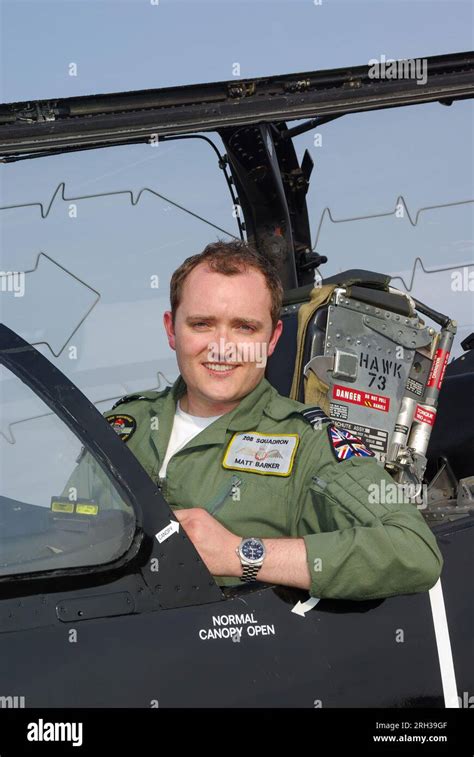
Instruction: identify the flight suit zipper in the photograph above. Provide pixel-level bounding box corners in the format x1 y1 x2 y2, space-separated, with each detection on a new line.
205 475 242 515
156 474 240 512
157 476 168 499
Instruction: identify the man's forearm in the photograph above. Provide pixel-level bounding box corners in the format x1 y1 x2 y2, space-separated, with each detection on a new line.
229 536 312 590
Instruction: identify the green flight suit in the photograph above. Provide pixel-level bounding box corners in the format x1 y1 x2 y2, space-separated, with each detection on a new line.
67 375 443 600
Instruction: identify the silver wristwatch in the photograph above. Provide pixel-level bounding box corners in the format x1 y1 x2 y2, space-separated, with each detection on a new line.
236 537 266 582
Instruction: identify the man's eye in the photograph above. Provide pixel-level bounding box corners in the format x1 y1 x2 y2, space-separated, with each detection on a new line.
238 324 255 332
192 322 209 328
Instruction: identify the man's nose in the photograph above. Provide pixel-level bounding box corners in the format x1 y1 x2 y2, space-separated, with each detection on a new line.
215 325 232 344
214 326 235 360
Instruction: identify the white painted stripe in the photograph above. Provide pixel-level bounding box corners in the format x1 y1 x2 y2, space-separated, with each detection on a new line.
429 578 459 708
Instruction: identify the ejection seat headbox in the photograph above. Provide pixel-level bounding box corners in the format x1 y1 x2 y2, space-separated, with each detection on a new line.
290 269 456 495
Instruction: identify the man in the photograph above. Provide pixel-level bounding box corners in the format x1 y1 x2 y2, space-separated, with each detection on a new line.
72 240 443 599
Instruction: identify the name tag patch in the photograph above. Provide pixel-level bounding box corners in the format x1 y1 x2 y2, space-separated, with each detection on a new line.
222 432 299 476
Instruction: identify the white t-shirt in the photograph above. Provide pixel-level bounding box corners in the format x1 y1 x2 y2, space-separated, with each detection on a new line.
158 401 224 478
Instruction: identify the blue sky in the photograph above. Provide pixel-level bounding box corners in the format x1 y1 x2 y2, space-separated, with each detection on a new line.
1 0 473 101
0 0 473 397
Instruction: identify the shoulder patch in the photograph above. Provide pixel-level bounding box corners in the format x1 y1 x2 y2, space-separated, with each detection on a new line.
106 414 137 443
300 406 331 430
327 423 374 462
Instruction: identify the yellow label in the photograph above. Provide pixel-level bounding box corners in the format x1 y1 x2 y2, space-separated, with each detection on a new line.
75 503 99 516
51 501 74 513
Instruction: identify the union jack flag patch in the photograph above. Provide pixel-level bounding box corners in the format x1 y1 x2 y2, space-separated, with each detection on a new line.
327 424 375 462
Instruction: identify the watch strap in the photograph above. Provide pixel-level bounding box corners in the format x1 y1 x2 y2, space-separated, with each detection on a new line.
241 563 261 582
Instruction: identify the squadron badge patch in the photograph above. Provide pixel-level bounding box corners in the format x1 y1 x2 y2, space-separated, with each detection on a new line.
106 414 137 443
222 431 299 476
327 424 374 462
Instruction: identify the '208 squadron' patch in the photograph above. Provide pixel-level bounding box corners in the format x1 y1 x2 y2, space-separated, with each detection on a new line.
222 431 299 476
106 414 137 443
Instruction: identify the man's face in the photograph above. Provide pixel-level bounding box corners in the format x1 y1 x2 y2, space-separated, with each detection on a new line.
163 263 283 415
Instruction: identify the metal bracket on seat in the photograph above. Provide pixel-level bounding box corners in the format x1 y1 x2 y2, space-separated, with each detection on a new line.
304 350 359 385
304 355 334 384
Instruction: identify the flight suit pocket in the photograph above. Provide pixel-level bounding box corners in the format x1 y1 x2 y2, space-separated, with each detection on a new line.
224 473 289 536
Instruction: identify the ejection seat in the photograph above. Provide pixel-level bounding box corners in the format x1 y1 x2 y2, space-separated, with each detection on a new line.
265 269 474 502
266 269 405 404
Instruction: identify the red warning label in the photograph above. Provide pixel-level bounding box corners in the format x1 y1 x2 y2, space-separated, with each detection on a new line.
427 349 450 390
332 384 390 412
414 405 436 426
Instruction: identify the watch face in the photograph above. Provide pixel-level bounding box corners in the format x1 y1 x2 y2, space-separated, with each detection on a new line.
241 538 264 562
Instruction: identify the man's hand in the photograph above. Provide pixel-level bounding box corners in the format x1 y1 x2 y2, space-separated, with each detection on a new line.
173 507 312 591
174 508 241 576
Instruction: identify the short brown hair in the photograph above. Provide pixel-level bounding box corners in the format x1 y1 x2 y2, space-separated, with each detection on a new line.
170 240 284 328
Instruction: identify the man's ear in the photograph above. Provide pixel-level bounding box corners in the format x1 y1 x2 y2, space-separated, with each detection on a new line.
267 319 283 358
163 311 176 351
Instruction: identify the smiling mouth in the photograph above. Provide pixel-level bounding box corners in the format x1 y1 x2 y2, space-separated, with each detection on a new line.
202 362 240 373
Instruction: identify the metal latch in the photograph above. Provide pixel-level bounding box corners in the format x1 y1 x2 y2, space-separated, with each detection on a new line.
304 350 358 384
